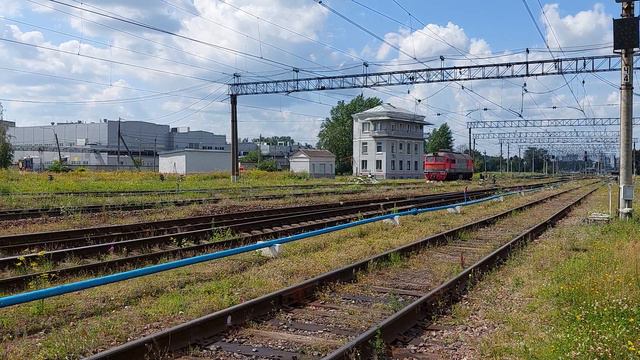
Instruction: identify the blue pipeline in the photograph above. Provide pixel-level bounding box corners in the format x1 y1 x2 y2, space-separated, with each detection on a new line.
0 189 530 308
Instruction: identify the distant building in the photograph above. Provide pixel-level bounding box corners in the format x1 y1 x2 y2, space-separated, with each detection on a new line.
158 149 231 174
7 120 228 171
0 120 15 129
352 103 432 179
289 149 336 178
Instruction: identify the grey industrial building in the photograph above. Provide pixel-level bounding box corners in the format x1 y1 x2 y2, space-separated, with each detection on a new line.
8 119 228 171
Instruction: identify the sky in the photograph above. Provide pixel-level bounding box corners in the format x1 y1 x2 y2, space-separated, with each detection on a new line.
0 0 632 155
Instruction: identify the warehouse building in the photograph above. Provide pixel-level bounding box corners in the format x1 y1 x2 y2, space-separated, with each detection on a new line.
8 120 228 171
352 103 431 179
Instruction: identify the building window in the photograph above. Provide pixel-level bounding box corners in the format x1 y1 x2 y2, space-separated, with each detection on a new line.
376 142 382 153
399 160 403 170
361 160 368 170
399 143 403 152
391 142 395 153
407 160 411 170
415 161 419 171
376 159 382 170
373 122 381 131
312 163 316 173
362 122 370 132
391 123 396 131
391 160 395 170
362 142 368 154
407 143 411 154
414 143 418 154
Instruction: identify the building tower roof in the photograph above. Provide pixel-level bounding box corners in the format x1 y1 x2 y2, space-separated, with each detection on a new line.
352 103 432 125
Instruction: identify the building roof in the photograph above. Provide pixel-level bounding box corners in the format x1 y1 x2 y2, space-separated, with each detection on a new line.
352 103 431 125
159 148 230 156
291 149 335 159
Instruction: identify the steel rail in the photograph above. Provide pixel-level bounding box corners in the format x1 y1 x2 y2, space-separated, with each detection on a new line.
0 187 501 250
324 187 598 359
86 182 594 360
0 179 567 248
0 190 484 255
0 181 424 198
0 190 505 291
0 188 371 221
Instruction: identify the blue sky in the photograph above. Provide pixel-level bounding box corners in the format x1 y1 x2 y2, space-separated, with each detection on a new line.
0 1 631 154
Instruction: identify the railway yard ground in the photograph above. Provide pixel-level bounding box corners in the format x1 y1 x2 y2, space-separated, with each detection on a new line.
0 171 636 359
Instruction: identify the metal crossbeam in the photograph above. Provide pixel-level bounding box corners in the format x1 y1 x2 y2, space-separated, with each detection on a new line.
501 137 630 144
520 143 619 149
229 55 639 95
474 130 621 140
467 117 640 129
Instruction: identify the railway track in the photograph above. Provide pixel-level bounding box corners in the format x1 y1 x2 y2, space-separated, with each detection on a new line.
0 188 375 222
0 178 572 222
86 182 598 360
0 185 543 292
0 181 423 198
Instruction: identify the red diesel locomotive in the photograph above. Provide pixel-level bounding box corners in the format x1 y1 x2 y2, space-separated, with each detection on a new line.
424 150 474 181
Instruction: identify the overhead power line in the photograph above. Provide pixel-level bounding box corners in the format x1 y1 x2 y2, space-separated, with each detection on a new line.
51 0 325 74
521 0 585 116
0 37 223 83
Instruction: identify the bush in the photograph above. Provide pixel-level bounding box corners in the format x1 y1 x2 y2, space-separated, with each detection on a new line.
257 160 278 172
285 171 310 180
48 160 70 173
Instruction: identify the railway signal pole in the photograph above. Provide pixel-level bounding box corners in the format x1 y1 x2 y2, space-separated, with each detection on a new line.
615 0 638 219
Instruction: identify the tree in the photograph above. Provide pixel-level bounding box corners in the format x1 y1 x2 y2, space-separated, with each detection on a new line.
0 126 12 169
242 149 262 162
317 95 382 174
522 147 549 173
425 123 454 153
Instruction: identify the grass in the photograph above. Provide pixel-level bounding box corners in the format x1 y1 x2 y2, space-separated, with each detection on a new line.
421 185 640 359
0 184 575 359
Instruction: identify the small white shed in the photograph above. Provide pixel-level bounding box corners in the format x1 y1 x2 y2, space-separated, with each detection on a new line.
289 149 336 178
159 149 231 174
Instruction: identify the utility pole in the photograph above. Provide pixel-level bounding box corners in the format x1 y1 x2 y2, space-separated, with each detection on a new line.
499 141 503 173
117 118 121 171
532 148 535 173
518 147 522 172
468 128 472 157
53 132 62 164
615 0 637 219
507 142 510 174
473 138 476 172
483 150 487 176
153 137 157 172
230 95 239 182
633 140 637 175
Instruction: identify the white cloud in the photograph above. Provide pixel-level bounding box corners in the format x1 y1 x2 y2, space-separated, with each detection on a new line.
542 3 611 51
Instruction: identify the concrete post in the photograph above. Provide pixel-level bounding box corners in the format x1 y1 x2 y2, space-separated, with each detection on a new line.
619 1 635 219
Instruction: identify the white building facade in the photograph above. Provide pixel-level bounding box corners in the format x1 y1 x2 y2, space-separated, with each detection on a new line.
159 149 231 174
352 104 431 179
289 149 336 178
